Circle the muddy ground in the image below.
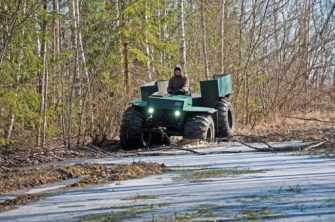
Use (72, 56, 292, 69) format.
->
(1, 141, 335, 222)
(0, 162, 164, 194)
(0, 162, 164, 212)
(2, 112, 335, 170)
(0, 117, 334, 221)
(0, 141, 116, 170)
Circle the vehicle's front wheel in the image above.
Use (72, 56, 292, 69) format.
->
(119, 107, 148, 149)
(184, 115, 215, 141)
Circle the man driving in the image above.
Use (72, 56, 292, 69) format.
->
(167, 65, 189, 95)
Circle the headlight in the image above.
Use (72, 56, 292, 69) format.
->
(174, 110, 181, 117)
(148, 107, 154, 114)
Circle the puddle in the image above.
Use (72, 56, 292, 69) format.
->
(0, 141, 335, 222)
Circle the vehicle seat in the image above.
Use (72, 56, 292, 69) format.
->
(152, 80, 168, 96)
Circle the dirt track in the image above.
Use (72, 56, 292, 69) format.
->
(1, 141, 335, 221)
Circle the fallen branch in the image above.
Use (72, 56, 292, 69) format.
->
(283, 116, 335, 124)
(86, 144, 112, 156)
(231, 140, 273, 152)
(153, 144, 206, 155)
(232, 134, 275, 151)
(305, 141, 327, 151)
(170, 146, 206, 155)
(121, 137, 332, 156)
(122, 144, 206, 156)
(232, 138, 326, 153)
(320, 137, 335, 144)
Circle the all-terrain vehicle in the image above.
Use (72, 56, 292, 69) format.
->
(120, 74, 235, 148)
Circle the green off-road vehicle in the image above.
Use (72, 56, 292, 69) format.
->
(120, 74, 235, 149)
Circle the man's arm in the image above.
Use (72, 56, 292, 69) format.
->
(181, 77, 189, 93)
(167, 78, 173, 93)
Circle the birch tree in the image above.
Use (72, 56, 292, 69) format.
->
(200, 0, 209, 79)
(220, 0, 225, 73)
(37, 0, 49, 148)
(179, 0, 187, 73)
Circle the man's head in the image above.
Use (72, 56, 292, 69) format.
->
(174, 65, 182, 77)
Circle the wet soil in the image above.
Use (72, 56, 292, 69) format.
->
(0, 162, 165, 212)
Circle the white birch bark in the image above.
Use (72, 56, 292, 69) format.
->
(145, 0, 152, 80)
(220, 0, 225, 73)
(200, 0, 209, 79)
(179, 0, 187, 73)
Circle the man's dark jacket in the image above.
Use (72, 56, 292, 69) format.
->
(167, 75, 189, 94)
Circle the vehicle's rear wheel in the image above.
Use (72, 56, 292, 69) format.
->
(184, 115, 215, 141)
(216, 100, 235, 138)
(119, 107, 148, 149)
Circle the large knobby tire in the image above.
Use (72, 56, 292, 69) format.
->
(119, 107, 148, 149)
(184, 115, 215, 141)
(216, 100, 235, 138)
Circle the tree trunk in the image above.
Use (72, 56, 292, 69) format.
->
(66, 0, 81, 149)
(71, 0, 81, 98)
(301, 0, 311, 111)
(123, 42, 129, 94)
(179, 0, 187, 73)
(6, 113, 15, 141)
(144, 0, 152, 80)
(160, 0, 168, 66)
(42, 41, 49, 147)
(53, 0, 61, 105)
(220, 0, 225, 73)
(76, 0, 89, 82)
(37, 0, 48, 148)
(75, 0, 89, 144)
(116, 0, 123, 73)
(52, 0, 66, 146)
(200, 0, 209, 80)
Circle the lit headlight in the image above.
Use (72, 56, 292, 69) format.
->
(174, 110, 181, 117)
(148, 107, 154, 114)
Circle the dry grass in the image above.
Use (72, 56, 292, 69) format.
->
(237, 111, 335, 142)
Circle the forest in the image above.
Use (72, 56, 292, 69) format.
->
(1, 0, 335, 148)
